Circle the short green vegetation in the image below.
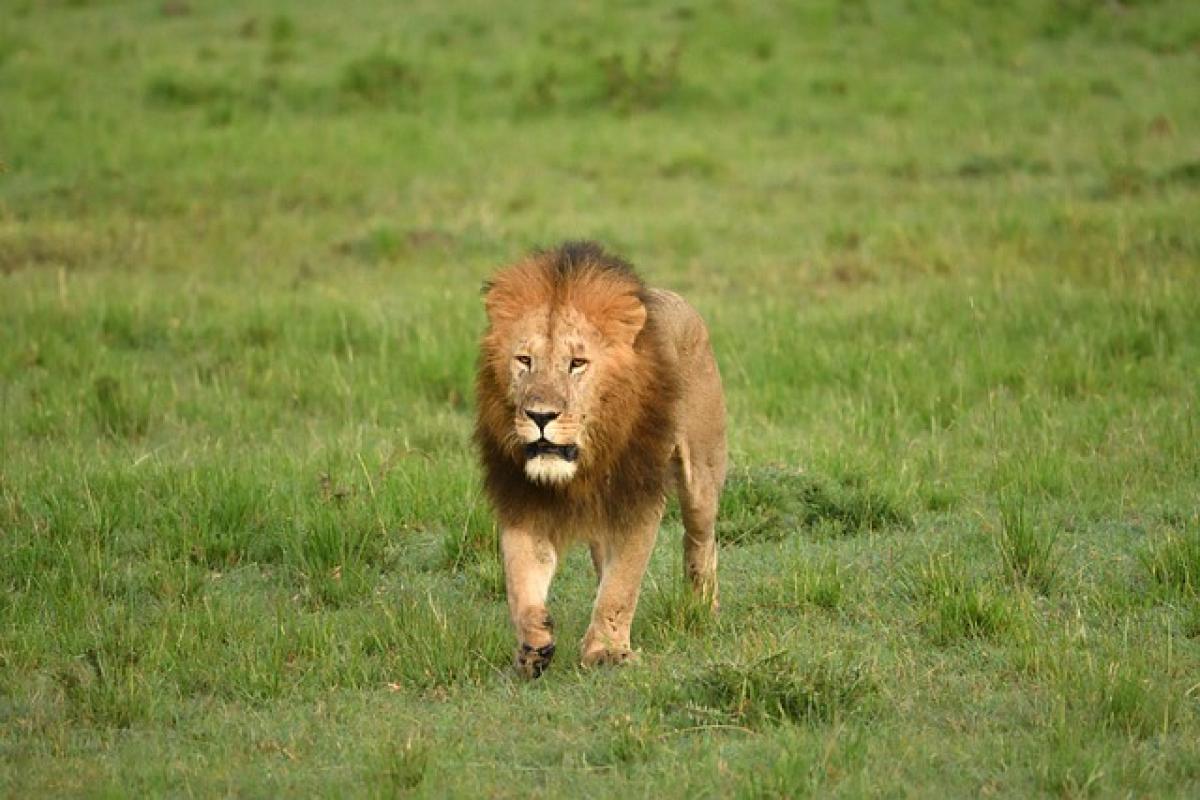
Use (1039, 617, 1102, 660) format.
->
(2, 0, 1198, 795)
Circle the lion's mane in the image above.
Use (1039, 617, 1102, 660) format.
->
(474, 242, 680, 532)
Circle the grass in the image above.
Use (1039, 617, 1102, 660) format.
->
(913, 553, 1021, 645)
(716, 465, 911, 543)
(996, 494, 1060, 594)
(664, 651, 876, 729)
(2, 0, 1200, 795)
(374, 733, 432, 794)
(1142, 528, 1200, 596)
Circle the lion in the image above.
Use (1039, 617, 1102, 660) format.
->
(475, 241, 726, 678)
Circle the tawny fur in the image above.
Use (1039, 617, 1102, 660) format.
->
(474, 241, 727, 676)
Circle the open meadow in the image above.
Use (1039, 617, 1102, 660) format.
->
(2, 0, 1200, 796)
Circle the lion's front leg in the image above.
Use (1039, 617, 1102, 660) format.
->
(501, 526, 559, 679)
(580, 513, 660, 668)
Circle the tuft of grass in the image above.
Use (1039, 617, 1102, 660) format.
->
(440, 496, 496, 571)
(58, 649, 159, 730)
(658, 152, 725, 180)
(373, 733, 430, 794)
(1036, 726, 1110, 799)
(996, 496, 1059, 594)
(1099, 164, 1151, 198)
(746, 725, 868, 798)
(464, 557, 505, 600)
(789, 560, 848, 611)
(268, 14, 295, 44)
(922, 483, 960, 512)
(1056, 659, 1179, 741)
(587, 715, 660, 767)
(368, 592, 509, 690)
(0, 228, 95, 272)
(717, 466, 911, 544)
(957, 153, 1049, 179)
(184, 467, 274, 568)
(1182, 603, 1200, 639)
(641, 574, 717, 643)
(751, 558, 849, 613)
(1161, 160, 1200, 188)
(333, 226, 406, 264)
(665, 652, 874, 729)
(596, 44, 683, 113)
(515, 65, 561, 113)
(1141, 529, 1200, 596)
(90, 375, 151, 439)
(289, 506, 382, 609)
(145, 72, 234, 109)
(914, 555, 1017, 644)
(338, 52, 420, 107)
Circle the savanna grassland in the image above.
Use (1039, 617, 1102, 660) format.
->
(2, 0, 1200, 796)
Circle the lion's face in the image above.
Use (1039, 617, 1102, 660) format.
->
(502, 305, 607, 485)
(480, 256, 648, 487)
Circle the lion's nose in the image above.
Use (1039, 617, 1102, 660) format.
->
(525, 410, 560, 432)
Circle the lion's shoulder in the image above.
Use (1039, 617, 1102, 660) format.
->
(644, 288, 715, 366)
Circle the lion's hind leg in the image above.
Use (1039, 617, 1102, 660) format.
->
(589, 541, 605, 584)
(674, 439, 725, 610)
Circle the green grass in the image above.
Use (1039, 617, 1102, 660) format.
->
(663, 651, 876, 729)
(1142, 527, 1200, 596)
(2, 0, 1199, 795)
(996, 494, 1060, 594)
(912, 553, 1022, 645)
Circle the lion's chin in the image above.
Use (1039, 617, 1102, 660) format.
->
(524, 455, 578, 485)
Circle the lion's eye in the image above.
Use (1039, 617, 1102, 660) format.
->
(569, 357, 589, 373)
(515, 355, 532, 368)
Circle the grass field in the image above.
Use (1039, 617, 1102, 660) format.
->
(3, 0, 1200, 796)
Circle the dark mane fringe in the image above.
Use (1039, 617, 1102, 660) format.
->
(478, 240, 642, 300)
(539, 240, 642, 289)
(475, 242, 679, 533)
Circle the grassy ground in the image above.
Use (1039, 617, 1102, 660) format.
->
(2, 0, 1199, 796)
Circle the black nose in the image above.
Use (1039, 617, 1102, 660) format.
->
(525, 410, 559, 431)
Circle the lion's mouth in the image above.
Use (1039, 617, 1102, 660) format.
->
(525, 440, 579, 462)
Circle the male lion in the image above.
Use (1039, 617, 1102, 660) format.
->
(475, 241, 726, 678)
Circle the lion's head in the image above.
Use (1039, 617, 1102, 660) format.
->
(475, 242, 676, 510)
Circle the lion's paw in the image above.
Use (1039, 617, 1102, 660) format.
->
(580, 646, 640, 669)
(514, 642, 556, 679)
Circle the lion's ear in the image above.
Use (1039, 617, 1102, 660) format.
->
(483, 262, 549, 326)
(599, 293, 647, 347)
(482, 280, 520, 326)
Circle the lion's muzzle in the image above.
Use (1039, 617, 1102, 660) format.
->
(522, 437, 581, 484)
(524, 440, 579, 462)
(516, 404, 581, 485)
